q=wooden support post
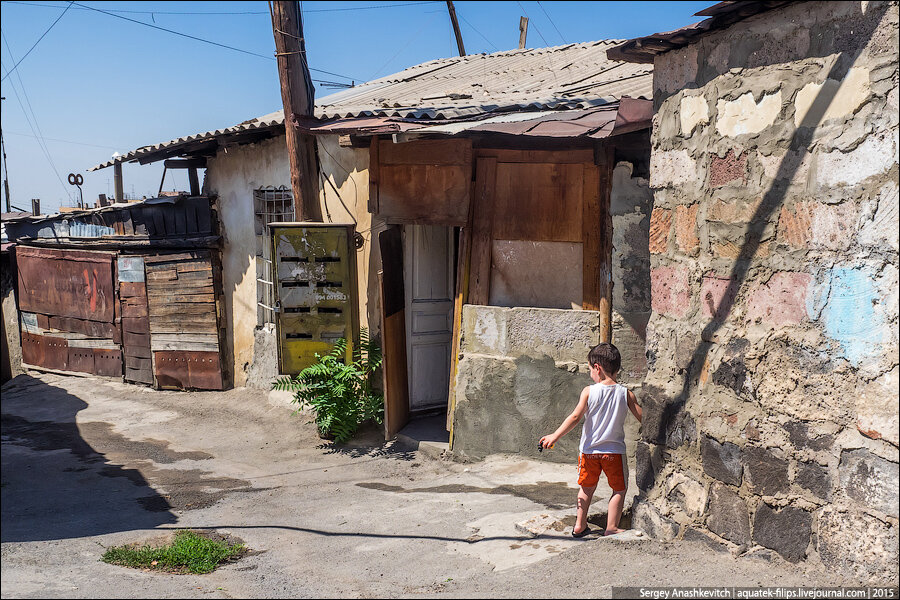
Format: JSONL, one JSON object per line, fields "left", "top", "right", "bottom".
{"left": 270, "top": 0, "right": 322, "bottom": 222}
{"left": 446, "top": 1, "right": 466, "bottom": 56}
{"left": 188, "top": 167, "right": 200, "bottom": 196}
{"left": 31, "top": 198, "right": 40, "bottom": 216}
{"left": 114, "top": 162, "right": 124, "bottom": 203}
{"left": 518, "top": 16, "right": 529, "bottom": 49}
{"left": 597, "top": 144, "right": 614, "bottom": 342}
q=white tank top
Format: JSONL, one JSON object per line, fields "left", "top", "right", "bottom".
{"left": 579, "top": 383, "right": 628, "bottom": 455}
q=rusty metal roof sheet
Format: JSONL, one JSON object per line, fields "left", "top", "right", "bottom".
{"left": 607, "top": 1, "right": 792, "bottom": 64}
{"left": 90, "top": 40, "right": 651, "bottom": 171}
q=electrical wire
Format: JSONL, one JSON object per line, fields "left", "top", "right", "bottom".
{"left": 0, "top": 1, "right": 72, "bottom": 82}
{"left": 457, "top": 12, "right": 499, "bottom": 52}
{"left": 64, "top": 1, "right": 360, "bottom": 81}
{"left": 5, "top": 130, "right": 120, "bottom": 150}
{"left": 515, "top": 1, "right": 549, "bottom": 47}
{"left": 5, "top": 1, "right": 442, "bottom": 15}
{"left": 536, "top": 1, "right": 566, "bottom": 45}
{"left": 0, "top": 40, "right": 72, "bottom": 203}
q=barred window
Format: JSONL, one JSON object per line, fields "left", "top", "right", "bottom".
{"left": 254, "top": 187, "right": 294, "bottom": 325}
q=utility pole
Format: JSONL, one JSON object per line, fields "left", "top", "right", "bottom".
{"left": 446, "top": 1, "right": 466, "bottom": 57}
{"left": 1, "top": 97, "right": 10, "bottom": 212}
{"left": 518, "top": 16, "right": 529, "bottom": 49}
{"left": 270, "top": 0, "right": 322, "bottom": 222}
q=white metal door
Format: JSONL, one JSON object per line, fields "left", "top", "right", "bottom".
{"left": 404, "top": 224, "right": 454, "bottom": 412}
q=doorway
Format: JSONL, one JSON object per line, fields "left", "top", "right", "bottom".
{"left": 403, "top": 224, "right": 454, "bottom": 414}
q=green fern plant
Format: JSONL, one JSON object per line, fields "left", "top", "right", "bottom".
{"left": 273, "top": 328, "right": 383, "bottom": 443}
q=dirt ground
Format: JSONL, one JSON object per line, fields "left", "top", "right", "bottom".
{"left": 0, "top": 371, "right": 882, "bottom": 599}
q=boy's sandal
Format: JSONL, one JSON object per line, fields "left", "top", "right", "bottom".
{"left": 572, "top": 526, "right": 593, "bottom": 538}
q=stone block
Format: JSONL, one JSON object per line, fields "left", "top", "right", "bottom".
{"left": 682, "top": 527, "right": 729, "bottom": 553}
{"left": 839, "top": 448, "right": 899, "bottom": 518}
{"left": 858, "top": 182, "right": 900, "bottom": 253}
{"left": 712, "top": 358, "right": 750, "bottom": 398}
{"left": 650, "top": 266, "right": 690, "bottom": 318}
{"left": 743, "top": 446, "right": 789, "bottom": 496}
{"left": 635, "top": 440, "right": 656, "bottom": 491}
{"left": 707, "top": 483, "right": 751, "bottom": 545}
{"left": 711, "top": 240, "right": 771, "bottom": 260}
{"left": 680, "top": 94, "right": 709, "bottom": 136}
{"left": 674, "top": 204, "right": 700, "bottom": 254}
{"left": 665, "top": 410, "right": 697, "bottom": 450}
{"left": 649, "top": 208, "right": 672, "bottom": 255}
{"left": 632, "top": 500, "right": 679, "bottom": 540}
{"left": 777, "top": 203, "right": 813, "bottom": 249}
{"left": 856, "top": 366, "right": 900, "bottom": 446}
{"left": 701, "top": 435, "right": 743, "bottom": 486}
{"left": 666, "top": 472, "right": 708, "bottom": 517}
{"left": 752, "top": 503, "right": 812, "bottom": 563}
{"left": 746, "top": 272, "right": 811, "bottom": 327}
{"left": 700, "top": 274, "right": 737, "bottom": 321}
{"left": 708, "top": 150, "right": 748, "bottom": 187}
{"left": 656, "top": 43, "right": 699, "bottom": 95}
{"left": 716, "top": 91, "right": 782, "bottom": 138}
{"left": 650, "top": 150, "right": 697, "bottom": 189}
{"left": 707, "top": 197, "right": 762, "bottom": 224}
{"left": 816, "top": 132, "right": 897, "bottom": 188}
{"left": 810, "top": 202, "right": 857, "bottom": 251}
{"left": 758, "top": 150, "right": 811, "bottom": 187}
{"left": 794, "top": 66, "right": 871, "bottom": 127}
{"left": 818, "top": 506, "right": 899, "bottom": 582}
{"left": 796, "top": 460, "right": 832, "bottom": 500}
{"left": 783, "top": 421, "right": 834, "bottom": 452}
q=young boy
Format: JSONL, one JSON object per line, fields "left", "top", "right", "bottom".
{"left": 539, "top": 342, "right": 642, "bottom": 537}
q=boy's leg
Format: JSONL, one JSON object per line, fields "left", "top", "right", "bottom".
{"left": 604, "top": 489, "right": 626, "bottom": 535}
{"left": 575, "top": 485, "right": 596, "bottom": 533}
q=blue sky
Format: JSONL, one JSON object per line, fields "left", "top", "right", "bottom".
{"left": 0, "top": 1, "right": 710, "bottom": 213}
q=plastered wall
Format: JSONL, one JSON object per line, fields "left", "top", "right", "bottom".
{"left": 205, "top": 134, "right": 378, "bottom": 388}
{"left": 636, "top": 1, "right": 899, "bottom": 581}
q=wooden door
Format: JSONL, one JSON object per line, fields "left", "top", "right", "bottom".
{"left": 403, "top": 224, "right": 454, "bottom": 412}
{"left": 379, "top": 226, "right": 409, "bottom": 439}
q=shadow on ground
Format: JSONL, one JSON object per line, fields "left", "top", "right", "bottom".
{"left": 1, "top": 374, "right": 177, "bottom": 542}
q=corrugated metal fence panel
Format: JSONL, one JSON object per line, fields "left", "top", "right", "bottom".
{"left": 16, "top": 246, "right": 117, "bottom": 323}
{"left": 154, "top": 350, "right": 223, "bottom": 390}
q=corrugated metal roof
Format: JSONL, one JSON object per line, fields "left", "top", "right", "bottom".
{"left": 90, "top": 40, "right": 651, "bottom": 171}
{"left": 607, "top": 1, "right": 791, "bottom": 64}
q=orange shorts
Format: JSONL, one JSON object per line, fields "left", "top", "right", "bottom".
{"left": 577, "top": 453, "right": 627, "bottom": 491}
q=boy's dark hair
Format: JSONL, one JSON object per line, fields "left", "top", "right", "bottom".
{"left": 588, "top": 342, "right": 621, "bottom": 375}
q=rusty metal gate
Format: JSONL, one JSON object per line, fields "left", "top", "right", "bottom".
{"left": 271, "top": 223, "right": 359, "bottom": 375}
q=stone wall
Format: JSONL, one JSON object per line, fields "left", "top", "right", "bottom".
{"left": 636, "top": 1, "right": 899, "bottom": 582}
{"left": 611, "top": 161, "right": 654, "bottom": 384}
{"left": 452, "top": 305, "right": 641, "bottom": 477}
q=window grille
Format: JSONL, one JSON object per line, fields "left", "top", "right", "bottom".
{"left": 254, "top": 187, "right": 294, "bottom": 325}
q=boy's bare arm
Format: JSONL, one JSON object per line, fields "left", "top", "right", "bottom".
{"left": 627, "top": 390, "right": 642, "bottom": 422}
{"left": 539, "top": 386, "right": 590, "bottom": 448}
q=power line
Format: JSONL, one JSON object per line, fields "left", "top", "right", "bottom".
{"left": 5, "top": 130, "right": 121, "bottom": 150}
{"left": 515, "top": 1, "right": 549, "bottom": 47}
{"left": 63, "top": 1, "right": 361, "bottom": 81}
{"left": 5, "top": 1, "right": 442, "bottom": 15}
{"left": 0, "top": 45, "right": 72, "bottom": 202}
{"left": 0, "top": 1, "right": 72, "bottom": 83}
{"left": 536, "top": 1, "right": 566, "bottom": 45}
{"left": 457, "top": 12, "right": 499, "bottom": 52}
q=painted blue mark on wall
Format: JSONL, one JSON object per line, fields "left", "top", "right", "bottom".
{"left": 809, "top": 267, "right": 884, "bottom": 367}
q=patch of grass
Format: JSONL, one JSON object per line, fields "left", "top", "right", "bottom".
{"left": 101, "top": 530, "right": 245, "bottom": 574}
